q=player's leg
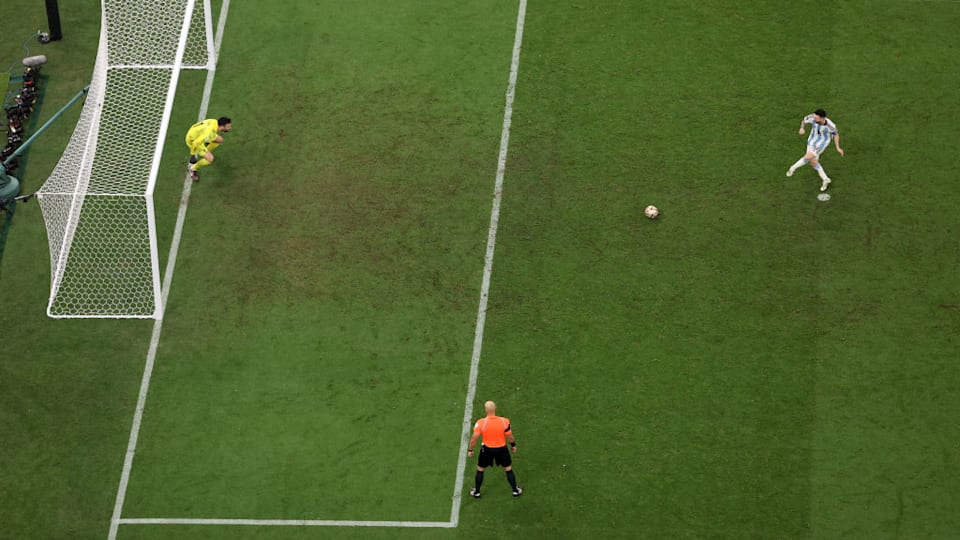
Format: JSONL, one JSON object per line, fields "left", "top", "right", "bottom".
{"left": 808, "top": 146, "right": 831, "bottom": 190}
{"left": 786, "top": 156, "right": 809, "bottom": 176}
{"left": 814, "top": 162, "right": 831, "bottom": 191}
{"left": 206, "top": 135, "right": 223, "bottom": 153}
{"left": 787, "top": 147, "right": 817, "bottom": 177}
{"left": 189, "top": 151, "right": 215, "bottom": 182}
{"left": 193, "top": 151, "right": 215, "bottom": 169}
{"left": 189, "top": 137, "right": 207, "bottom": 165}
{"left": 193, "top": 135, "right": 222, "bottom": 174}
{"left": 185, "top": 125, "right": 207, "bottom": 161}
{"left": 185, "top": 136, "right": 197, "bottom": 165}
{"left": 186, "top": 144, "right": 200, "bottom": 180}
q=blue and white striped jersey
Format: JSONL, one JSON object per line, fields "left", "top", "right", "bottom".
{"left": 805, "top": 114, "right": 838, "bottom": 152}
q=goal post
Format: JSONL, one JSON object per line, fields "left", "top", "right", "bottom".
{"left": 37, "top": 0, "right": 213, "bottom": 318}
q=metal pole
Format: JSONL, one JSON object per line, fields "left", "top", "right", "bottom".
{"left": 44, "top": 0, "right": 63, "bottom": 42}
{"left": 0, "top": 171, "right": 21, "bottom": 202}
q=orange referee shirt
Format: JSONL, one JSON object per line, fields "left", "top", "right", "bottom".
{"left": 474, "top": 415, "right": 512, "bottom": 448}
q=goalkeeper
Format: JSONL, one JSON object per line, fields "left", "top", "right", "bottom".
{"left": 185, "top": 116, "right": 232, "bottom": 181}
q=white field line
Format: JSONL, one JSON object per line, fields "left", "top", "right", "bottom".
{"left": 106, "top": 2, "right": 231, "bottom": 539}
{"left": 119, "top": 518, "right": 453, "bottom": 528}
{"left": 449, "top": 0, "right": 527, "bottom": 527}
{"left": 110, "top": 0, "right": 525, "bottom": 532}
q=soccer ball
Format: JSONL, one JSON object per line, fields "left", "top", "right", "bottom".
{"left": 644, "top": 205, "right": 659, "bottom": 219}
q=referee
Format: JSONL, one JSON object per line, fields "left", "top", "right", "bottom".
{"left": 468, "top": 401, "right": 522, "bottom": 498}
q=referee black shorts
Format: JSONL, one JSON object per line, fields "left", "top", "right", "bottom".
{"left": 478, "top": 444, "right": 512, "bottom": 468}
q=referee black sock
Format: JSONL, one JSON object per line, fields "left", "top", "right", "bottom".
{"left": 475, "top": 471, "right": 484, "bottom": 491}
{"left": 506, "top": 470, "right": 518, "bottom": 490}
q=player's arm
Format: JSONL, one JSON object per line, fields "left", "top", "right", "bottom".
{"left": 191, "top": 129, "right": 213, "bottom": 155}
{"left": 799, "top": 115, "right": 812, "bottom": 135}
{"left": 467, "top": 432, "right": 480, "bottom": 457}
{"left": 834, "top": 132, "right": 844, "bottom": 156}
{"left": 505, "top": 424, "right": 517, "bottom": 453}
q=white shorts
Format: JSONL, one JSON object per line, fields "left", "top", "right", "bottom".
{"left": 806, "top": 145, "right": 826, "bottom": 158}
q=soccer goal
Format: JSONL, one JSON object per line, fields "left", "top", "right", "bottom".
{"left": 36, "top": 0, "right": 214, "bottom": 318}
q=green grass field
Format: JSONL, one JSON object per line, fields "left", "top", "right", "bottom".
{"left": 2, "top": 1, "right": 959, "bottom": 538}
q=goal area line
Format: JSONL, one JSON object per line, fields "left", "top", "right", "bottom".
{"left": 119, "top": 518, "right": 454, "bottom": 528}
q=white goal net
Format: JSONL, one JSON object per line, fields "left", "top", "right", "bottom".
{"left": 37, "top": 0, "right": 214, "bottom": 318}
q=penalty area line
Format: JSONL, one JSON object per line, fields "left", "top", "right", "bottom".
{"left": 107, "top": 1, "right": 232, "bottom": 540}
{"left": 449, "top": 0, "right": 527, "bottom": 528}
{"left": 111, "top": 0, "right": 526, "bottom": 533}
{"left": 118, "top": 518, "right": 454, "bottom": 528}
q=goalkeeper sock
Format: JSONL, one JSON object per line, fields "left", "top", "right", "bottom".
{"left": 207, "top": 142, "right": 220, "bottom": 152}
{"left": 505, "top": 470, "right": 518, "bottom": 490}
{"left": 191, "top": 158, "right": 211, "bottom": 171}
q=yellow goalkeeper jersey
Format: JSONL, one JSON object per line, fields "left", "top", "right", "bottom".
{"left": 185, "top": 119, "right": 219, "bottom": 152}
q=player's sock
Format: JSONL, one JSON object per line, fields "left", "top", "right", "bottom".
{"left": 505, "top": 470, "right": 518, "bottom": 490}
{"left": 813, "top": 163, "right": 829, "bottom": 181}
{"left": 788, "top": 157, "right": 808, "bottom": 174}
{"left": 207, "top": 142, "right": 220, "bottom": 152}
{"left": 191, "top": 158, "right": 211, "bottom": 171}
{"left": 474, "top": 471, "right": 484, "bottom": 492}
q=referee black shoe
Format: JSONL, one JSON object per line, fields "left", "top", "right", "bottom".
{"left": 512, "top": 487, "right": 523, "bottom": 497}
{"left": 469, "top": 488, "right": 481, "bottom": 499}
